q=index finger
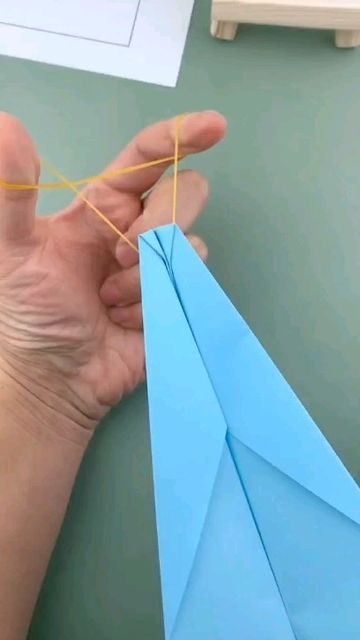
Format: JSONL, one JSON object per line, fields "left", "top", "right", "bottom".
{"left": 90, "top": 111, "right": 227, "bottom": 196}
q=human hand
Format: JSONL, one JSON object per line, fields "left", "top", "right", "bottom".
{"left": 0, "top": 112, "right": 227, "bottom": 433}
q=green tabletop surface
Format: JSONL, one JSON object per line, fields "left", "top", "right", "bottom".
{"left": 1, "top": 1, "right": 359, "bottom": 638}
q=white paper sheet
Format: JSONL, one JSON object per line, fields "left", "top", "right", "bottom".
{"left": 0, "top": 0, "right": 195, "bottom": 87}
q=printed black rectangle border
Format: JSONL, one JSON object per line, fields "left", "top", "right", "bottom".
{"left": 0, "top": 0, "right": 142, "bottom": 47}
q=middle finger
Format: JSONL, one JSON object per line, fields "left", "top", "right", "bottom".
{"left": 101, "top": 234, "right": 208, "bottom": 308}
{"left": 115, "top": 169, "right": 209, "bottom": 269}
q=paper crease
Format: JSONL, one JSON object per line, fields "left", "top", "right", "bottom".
{"left": 148, "top": 227, "right": 297, "bottom": 639}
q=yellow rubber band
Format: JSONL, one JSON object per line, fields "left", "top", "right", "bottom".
{"left": 1, "top": 115, "right": 185, "bottom": 255}
{"left": 172, "top": 115, "right": 184, "bottom": 225}
{"left": 0, "top": 154, "right": 184, "bottom": 192}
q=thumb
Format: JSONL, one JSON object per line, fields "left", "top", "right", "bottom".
{"left": 0, "top": 113, "right": 40, "bottom": 242}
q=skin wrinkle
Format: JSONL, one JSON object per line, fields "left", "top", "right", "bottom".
{"left": 0, "top": 110, "right": 227, "bottom": 640}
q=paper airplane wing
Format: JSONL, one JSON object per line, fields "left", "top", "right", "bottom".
{"left": 139, "top": 224, "right": 360, "bottom": 640}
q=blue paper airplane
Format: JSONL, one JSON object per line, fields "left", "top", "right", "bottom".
{"left": 139, "top": 224, "right": 360, "bottom": 640}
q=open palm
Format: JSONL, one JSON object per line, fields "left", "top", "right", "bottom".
{"left": 0, "top": 112, "right": 226, "bottom": 429}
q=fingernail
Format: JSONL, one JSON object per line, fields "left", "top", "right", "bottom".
{"left": 191, "top": 236, "right": 201, "bottom": 249}
{"left": 190, "top": 236, "right": 208, "bottom": 261}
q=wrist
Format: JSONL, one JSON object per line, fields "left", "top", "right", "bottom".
{"left": 0, "top": 362, "right": 95, "bottom": 448}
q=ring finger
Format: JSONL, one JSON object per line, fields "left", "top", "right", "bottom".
{"left": 101, "top": 234, "right": 208, "bottom": 308}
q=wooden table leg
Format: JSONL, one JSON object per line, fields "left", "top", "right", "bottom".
{"left": 211, "top": 20, "right": 239, "bottom": 40}
{"left": 335, "top": 30, "right": 360, "bottom": 48}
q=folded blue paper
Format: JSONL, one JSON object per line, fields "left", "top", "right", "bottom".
{"left": 139, "top": 224, "right": 360, "bottom": 640}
